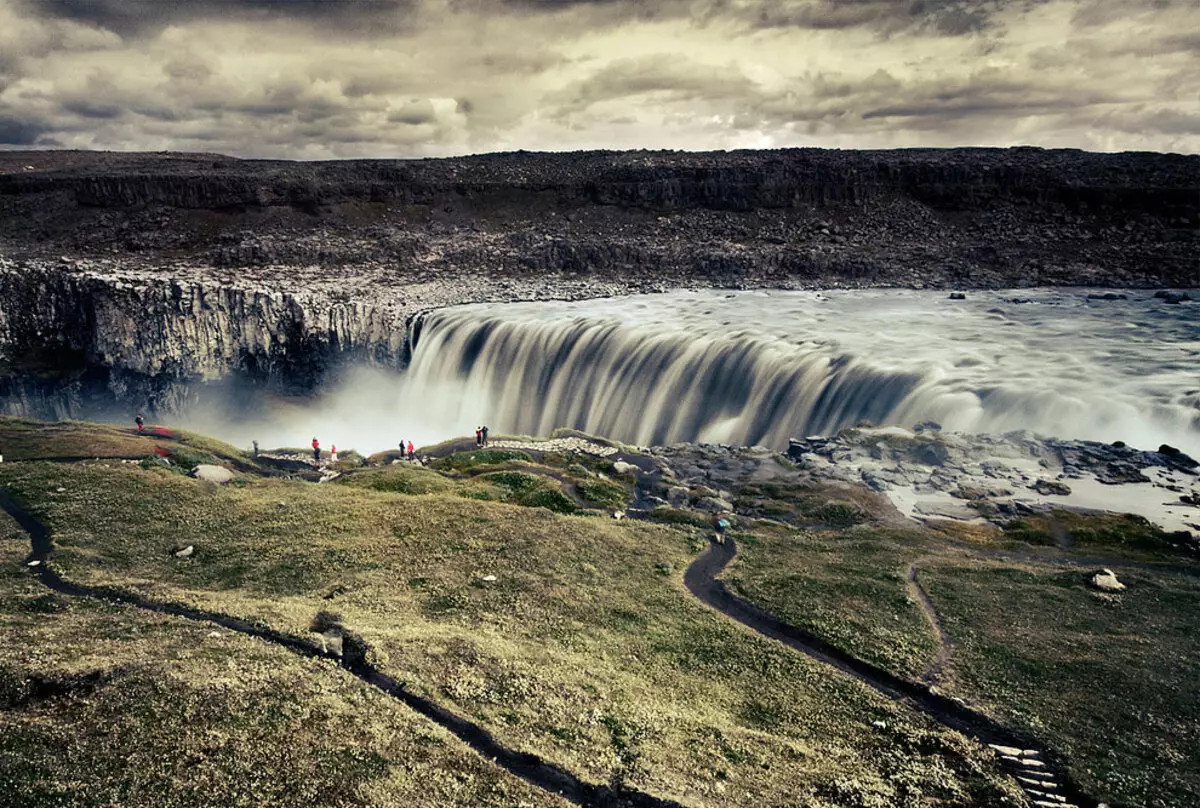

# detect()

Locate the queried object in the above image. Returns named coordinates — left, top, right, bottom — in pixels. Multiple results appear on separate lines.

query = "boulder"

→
left=1032, top=479, right=1072, bottom=496
left=695, top=496, right=734, bottom=514
left=1091, top=569, right=1126, bottom=592
left=173, top=545, right=194, bottom=558
left=666, top=486, right=691, bottom=507
left=611, top=460, right=639, bottom=475
left=191, top=464, right=234, bottom=484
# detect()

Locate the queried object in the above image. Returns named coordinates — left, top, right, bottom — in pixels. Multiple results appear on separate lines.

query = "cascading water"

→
left=196, top=288, right=1199, bottom=456
left=393, top=289, right=1200, bottom=454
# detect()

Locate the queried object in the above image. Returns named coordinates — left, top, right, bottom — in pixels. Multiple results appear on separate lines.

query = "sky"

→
left=0, top=0, right=1197, bottom=158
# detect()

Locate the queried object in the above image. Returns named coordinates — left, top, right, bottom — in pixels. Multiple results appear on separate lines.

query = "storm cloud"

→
left=0, top=0, right=1195, bottom=157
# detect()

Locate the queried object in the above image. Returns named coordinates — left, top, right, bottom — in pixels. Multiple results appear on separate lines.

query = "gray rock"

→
left=611, top=460, right=639, bottom=475
left=1032, top=479, right=1072, bottom=496
left=913, top=500, right=979, bottom=520
left=191, top=464, right=234, bottom=484
left=695, top=496, right=733, bottom=514
left=666, top=486, right=691, bottom=507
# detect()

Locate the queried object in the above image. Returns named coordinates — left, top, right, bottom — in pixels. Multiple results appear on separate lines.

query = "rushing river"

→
left=210, top=288, right=1200, bottom=457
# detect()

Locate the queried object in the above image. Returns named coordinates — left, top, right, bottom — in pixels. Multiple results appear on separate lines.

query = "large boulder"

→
left=612, top=460, right=639, bottom=476
left=695, top=496, right=734, bottom=514
left=191, top=464, right=234, bottom=484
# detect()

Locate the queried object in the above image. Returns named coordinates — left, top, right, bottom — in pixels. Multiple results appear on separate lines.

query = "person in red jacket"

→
left=407, top=441, right=415, bottom=461
left=312, top=437, right=320, bottom=462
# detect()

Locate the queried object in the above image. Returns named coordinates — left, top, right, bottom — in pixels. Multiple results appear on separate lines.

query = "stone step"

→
left=989, top=744, right=1024, bottom=757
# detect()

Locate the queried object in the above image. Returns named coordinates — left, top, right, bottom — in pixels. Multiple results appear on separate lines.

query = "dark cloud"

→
left=0, top=0, right=1195, bottom=156
left=0, top=113, right=46, bottom=145
left=29, top=0, right=417, bottom=36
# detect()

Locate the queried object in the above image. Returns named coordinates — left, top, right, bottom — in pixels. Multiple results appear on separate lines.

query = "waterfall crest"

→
left=397, top=289, right=1200, bottom=454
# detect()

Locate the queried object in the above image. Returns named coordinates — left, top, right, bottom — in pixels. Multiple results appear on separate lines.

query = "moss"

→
left=575, top=479, right=628, bottom=510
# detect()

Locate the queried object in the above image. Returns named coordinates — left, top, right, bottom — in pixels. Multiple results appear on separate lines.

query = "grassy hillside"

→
left=4, top=416, right=1197, bottom=807
left=729, top=516, right=1200, bottom=808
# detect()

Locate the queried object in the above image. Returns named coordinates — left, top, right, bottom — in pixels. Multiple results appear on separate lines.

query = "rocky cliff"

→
left=0, top=147, right=1196, bottom=418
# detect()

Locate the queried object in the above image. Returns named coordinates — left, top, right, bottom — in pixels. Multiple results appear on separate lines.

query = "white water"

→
left=202, top=288, right=1200, bottom=457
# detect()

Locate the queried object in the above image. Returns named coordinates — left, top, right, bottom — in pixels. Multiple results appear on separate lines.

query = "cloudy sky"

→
left=0, top=0, right=1196, bottom=158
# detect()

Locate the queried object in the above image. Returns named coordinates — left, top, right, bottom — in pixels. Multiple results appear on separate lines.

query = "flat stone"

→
left=989, top=744, right=1024, bottom=757
left=174, top=545, right=194, bottom=558
left=480, top=574, right=497, bottom=582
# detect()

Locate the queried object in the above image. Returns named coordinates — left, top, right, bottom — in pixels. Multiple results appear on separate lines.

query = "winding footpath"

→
left=0, top=490, right=681, bottom=808
left=904, top=559, right=952, bottom=685
left=3, top=475, right=1106, bottom=808
left=685, top=537, right=1100, bottom=808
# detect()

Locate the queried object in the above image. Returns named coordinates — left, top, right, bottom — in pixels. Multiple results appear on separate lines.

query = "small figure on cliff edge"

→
left=331, top=444, right=338, bottom=462
left=482, top=425, right=489, bottom=447
left=407, top=441, right=415, bottom=461
left=252, top=440, right=259, bottom=458
left=135, top=414, right=144, bottom=434
left=475, top=427, right=482, bottom=447
left=312, top=437, right=320, bottom=463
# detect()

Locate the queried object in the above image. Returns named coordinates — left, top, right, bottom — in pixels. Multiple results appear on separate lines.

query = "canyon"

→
left=0, top=147, right=1196, bottom=420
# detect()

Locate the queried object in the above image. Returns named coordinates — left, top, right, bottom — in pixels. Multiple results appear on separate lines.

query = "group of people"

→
left=474, top=425, right=490, bottom=447
left=308, top=437, right=416, bottom=464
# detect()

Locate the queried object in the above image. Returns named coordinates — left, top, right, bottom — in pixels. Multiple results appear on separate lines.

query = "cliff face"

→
left=0, top=147, right=1196, bottom=287
left=0, top=264, right=408, bottom=418
left=0, top=147, right=1196, bottom=420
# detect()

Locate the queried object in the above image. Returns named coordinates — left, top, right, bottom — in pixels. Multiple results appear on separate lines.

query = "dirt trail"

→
left=0, top=490, right=682, bottom=808
left=904, top=559, right=951, bottom=685
left=684, top=536, right=1099, bottom=808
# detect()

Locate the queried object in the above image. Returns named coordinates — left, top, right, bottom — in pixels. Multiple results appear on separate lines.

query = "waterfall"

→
left=393, top=289, right=1200, bottom=454
left=404, top=311, right=963, bottom=448
left=195, top=289, right=1199, bottom=456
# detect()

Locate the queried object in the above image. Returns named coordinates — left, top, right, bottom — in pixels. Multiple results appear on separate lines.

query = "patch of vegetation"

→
left=341, top=466, right=457, bottom=496
left=512, top=487, right=578, bottom=515
left=1002, top=510, right=1178, bottom=555
left=0, top=432, right=1021, bottom=807
left=729, top=526, right=937, bottom=680
left=924, top=564, right=1200, bottom=808
left=574, top=479, right=628, bottom=510
left=434, top=450, right=533, bottom=474
left=648, top=506, right=710, bottom=527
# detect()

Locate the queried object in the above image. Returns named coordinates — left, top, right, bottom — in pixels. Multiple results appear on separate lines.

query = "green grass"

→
left=1001, top=510, right=1180, bottom=555
left=0, top=514, right=565, bottom=808
left=0, top=451, right=1018, bottom=806
left=11, top=418, right=1197, bottom=807
left=574, top=479, right=629, bottom=510
left=728, top=525, right=937, bottom=680
left=433, top=450, right=534, bottom=474
left=923, top=564, right=1200, bottom=808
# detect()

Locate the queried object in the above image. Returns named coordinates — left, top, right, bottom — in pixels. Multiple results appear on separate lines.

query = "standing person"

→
left=135, top=414, right=144, bottom=433
left=331, top=444, right=338, bottom=462
left=482, top=425, right=489, bottom=447
left=398, top=439, right=404, bottom=459
left=475, top=427, right=482, bottom=447
left=407, top=441, right=415, bottom=461
left=252, top=440, right=259, bottom=458
left=312, top=437, right=320, bottom=463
